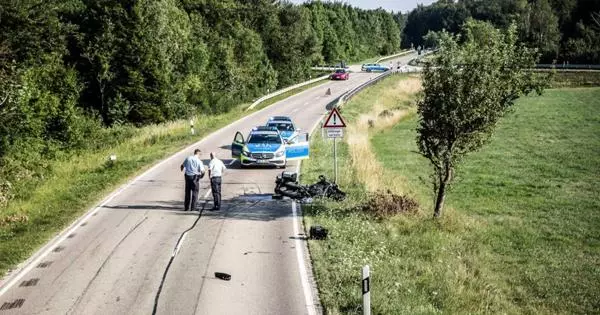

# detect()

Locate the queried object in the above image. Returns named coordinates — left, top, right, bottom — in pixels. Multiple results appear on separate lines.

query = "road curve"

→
left=0, top=53, right=418, bottom=315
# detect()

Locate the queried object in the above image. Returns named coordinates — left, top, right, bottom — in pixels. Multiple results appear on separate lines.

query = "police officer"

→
left=208, top=152, right=227, bottom=210
left=180, top=149, right=205, bottom=211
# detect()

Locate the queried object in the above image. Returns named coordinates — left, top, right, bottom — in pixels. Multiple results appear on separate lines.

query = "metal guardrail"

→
left=535, top=64, right=600, bottom=70
left=311, top=66, right=350, bottom=71
left=325, top=70, right=396, bottom=111
left=246, top=74, right=330, bottom=111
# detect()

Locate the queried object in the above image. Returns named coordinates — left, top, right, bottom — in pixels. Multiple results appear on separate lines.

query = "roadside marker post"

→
left=190, top=119, right=195, bottom=135
left=322, top=107, right=346, bottom=183
left=362, top=265, right=371, bottom=315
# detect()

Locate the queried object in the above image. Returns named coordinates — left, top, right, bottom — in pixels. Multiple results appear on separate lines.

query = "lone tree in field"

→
left=417, top=20, right=547, bottom=218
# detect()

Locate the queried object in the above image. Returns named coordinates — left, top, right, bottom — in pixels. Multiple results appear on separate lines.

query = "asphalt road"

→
left=0, top=53, right=418, bottom=315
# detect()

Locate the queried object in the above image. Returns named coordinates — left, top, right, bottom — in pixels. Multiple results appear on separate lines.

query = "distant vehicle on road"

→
left=330, top=69, right=350, bottom=80
left=362, top=63, right=389, bottom=72
left=361, top=63, right=376, bottom=71
left=231, top=126, right=309, bottom=168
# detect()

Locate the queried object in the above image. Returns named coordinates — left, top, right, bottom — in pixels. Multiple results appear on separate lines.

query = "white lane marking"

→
left=292, top=201, right=316, bottom=315
left=292, top=117, right=324, bottom=315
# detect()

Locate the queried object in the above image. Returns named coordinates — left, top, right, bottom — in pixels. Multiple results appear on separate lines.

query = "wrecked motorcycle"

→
left=273, top=172, right=346, bottom=202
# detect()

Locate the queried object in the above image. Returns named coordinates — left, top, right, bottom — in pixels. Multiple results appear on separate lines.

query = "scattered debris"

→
left=0, top=214, right=29, bottom=227
left=309, top=225, right=329, bottom=240
left=360, top=190, right=419, bottom=218
left=215, top=272, right=231, bottom=281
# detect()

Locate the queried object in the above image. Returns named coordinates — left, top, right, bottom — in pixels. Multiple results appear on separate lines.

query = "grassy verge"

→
left=301, top=74, right=600, bottom=314
left=0, top=77, right=327, bottom=278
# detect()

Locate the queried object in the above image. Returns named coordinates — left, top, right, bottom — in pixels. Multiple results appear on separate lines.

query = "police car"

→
left=231, top=126, right=309, bottom=168
left=265, top=117, right=300, bottom=143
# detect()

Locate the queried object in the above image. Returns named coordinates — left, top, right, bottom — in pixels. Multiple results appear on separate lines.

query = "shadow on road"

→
left=104, top=195, right=297, bottom=222
left=103, top=200, right=183, bottom=211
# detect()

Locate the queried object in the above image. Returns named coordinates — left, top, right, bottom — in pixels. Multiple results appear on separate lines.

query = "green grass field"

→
left=301, top=77, right=600, bottom=314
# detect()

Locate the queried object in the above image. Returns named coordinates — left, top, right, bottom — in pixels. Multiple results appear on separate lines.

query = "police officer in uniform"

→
left=208, top=152, right=227, bottom=210
left=180, top=149, right=205, bottom=211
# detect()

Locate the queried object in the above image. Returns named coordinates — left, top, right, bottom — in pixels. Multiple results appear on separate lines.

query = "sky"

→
left=287, top=0, right=437, bottom=13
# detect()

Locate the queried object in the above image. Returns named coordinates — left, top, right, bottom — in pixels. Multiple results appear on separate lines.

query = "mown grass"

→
left=301, top=74, right=600, bottom=314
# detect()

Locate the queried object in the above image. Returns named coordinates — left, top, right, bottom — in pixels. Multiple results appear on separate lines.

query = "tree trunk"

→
left=433, top=166, right=452, bottom=218
left=433, top=180, right=446, bottom=218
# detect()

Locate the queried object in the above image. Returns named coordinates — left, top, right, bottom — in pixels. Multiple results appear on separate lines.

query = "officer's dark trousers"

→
left=210, top=176, right=222, bottom=209
left=184, top=174, right=200, bottom=211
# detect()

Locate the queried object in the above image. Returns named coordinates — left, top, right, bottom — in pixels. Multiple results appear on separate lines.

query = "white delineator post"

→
left=190, top=119, right=195, bottom=135
left=362, top=265, right=371, bottom=315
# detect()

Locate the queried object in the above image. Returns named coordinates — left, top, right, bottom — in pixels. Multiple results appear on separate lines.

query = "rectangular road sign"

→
left=326, top=128, right=343, bottom=138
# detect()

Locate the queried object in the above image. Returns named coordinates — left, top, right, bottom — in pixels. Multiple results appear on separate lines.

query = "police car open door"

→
left=285, top=132, right=310, bottom=160
left=231, top=131, right=244, bottom=159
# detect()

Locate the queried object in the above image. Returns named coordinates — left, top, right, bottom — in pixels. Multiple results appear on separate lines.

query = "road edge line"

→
left=292, top=116, right=326, bottom=315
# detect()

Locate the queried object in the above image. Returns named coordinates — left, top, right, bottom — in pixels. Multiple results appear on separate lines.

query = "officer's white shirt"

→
left=208, top=158, right=226, bottom=177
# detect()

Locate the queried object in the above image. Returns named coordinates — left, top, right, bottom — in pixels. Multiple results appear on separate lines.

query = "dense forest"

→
left=401, top=0, right=600, bottom=64
left=0, top=0, right=402, bottom=160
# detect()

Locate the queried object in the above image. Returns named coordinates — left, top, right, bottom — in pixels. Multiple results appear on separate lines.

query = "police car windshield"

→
left=248, top=133, right=281, bottom=144
left=267, top=122, right=294, bottom=132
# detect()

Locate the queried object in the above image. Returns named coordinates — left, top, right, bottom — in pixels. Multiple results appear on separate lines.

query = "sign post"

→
left=322, top=107, right=347, bottom=183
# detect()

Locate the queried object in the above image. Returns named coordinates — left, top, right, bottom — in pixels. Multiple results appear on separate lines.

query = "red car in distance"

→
left=330, top=69, right=350, bottom=80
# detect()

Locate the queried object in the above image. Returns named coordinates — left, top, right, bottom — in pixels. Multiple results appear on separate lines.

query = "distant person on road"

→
left=208, top=152, right=227, bottom=210
left=180, top=149, right=205, bottom=211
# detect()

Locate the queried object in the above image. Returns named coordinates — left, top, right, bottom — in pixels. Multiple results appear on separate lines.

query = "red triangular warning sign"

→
left=323, top=107, right=346, bottom=128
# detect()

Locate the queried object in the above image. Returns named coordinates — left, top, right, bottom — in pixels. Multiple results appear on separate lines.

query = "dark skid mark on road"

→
left=52, top=246, right=65, bottom=253
left=0, top=299, right=25, bottom=310
left=152, top=200, right=209, bottom=315
left=237, top=193, right=274, bottom=201
left=37, top=261, right=53, bottom=268
left=19, top=278, right=39, bottom=287
left=66, top=215, right=148, bottom=315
